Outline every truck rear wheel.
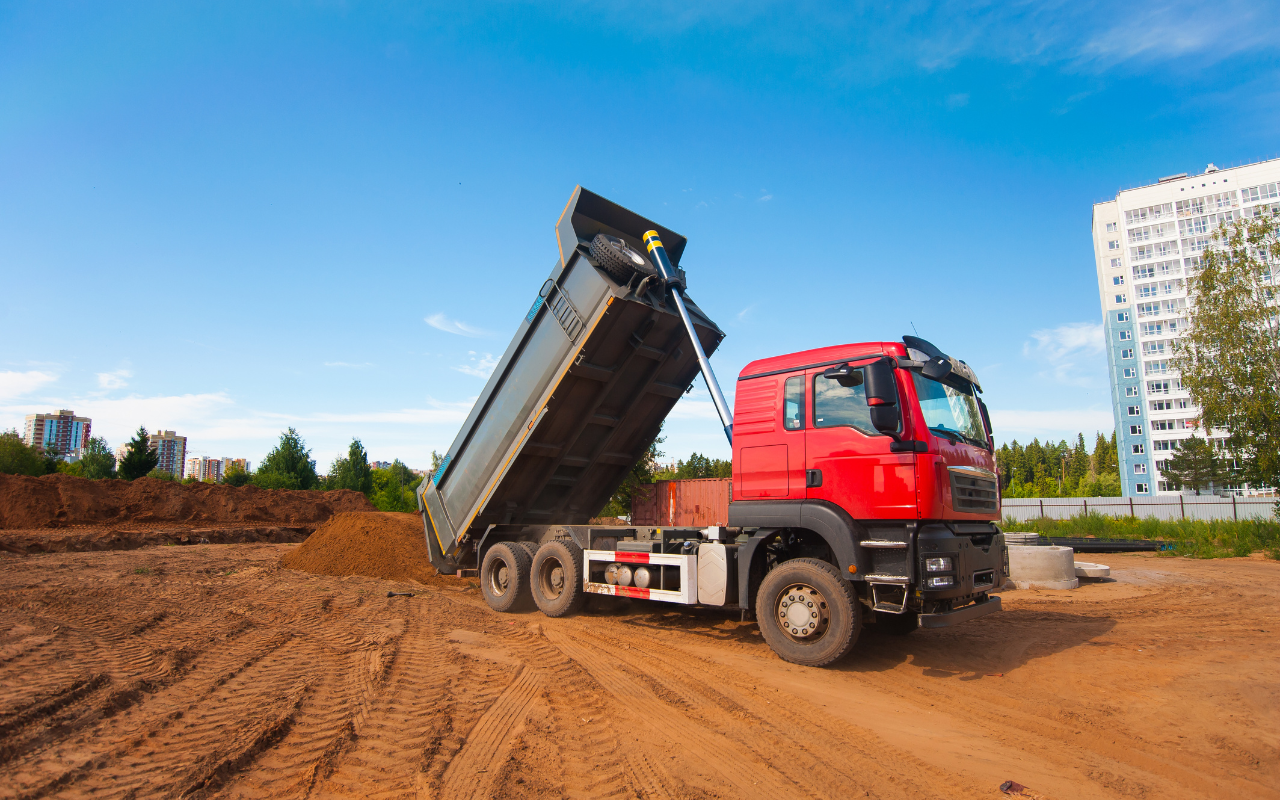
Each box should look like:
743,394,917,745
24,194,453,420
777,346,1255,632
480,542,532,613
588,234,656,283
756,558,860,667
874,609,919,636
531,540,586,617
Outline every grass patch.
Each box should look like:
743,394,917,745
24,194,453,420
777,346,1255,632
1003,512,1280,559
134,567,152,575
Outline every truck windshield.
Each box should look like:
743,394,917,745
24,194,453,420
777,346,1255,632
911,372,988,448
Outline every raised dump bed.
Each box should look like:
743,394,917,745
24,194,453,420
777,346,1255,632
417,187,724,574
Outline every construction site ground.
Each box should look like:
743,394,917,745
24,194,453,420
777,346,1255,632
1,518,1276,799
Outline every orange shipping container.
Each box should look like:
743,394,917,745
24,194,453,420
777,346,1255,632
631,478,731,527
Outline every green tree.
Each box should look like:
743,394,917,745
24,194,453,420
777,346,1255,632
1067,433,1090,487
327,438,374,494
222,462,250,487
0,430,45,475
1173,213,1280,491
117,426,159,480
79,436,117,479
1092,432,1117,475
370,459,422,512
1162,435,1230,495
658,452,733,480
147,468,176,481
254,428,318,490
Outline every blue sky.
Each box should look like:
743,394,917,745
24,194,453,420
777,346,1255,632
3,2,1278,471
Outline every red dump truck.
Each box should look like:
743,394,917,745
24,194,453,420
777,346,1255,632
418,187,1006,666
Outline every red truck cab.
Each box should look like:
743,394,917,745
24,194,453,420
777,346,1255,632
727,336,1006,663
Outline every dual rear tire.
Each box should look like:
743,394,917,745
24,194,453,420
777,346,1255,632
479,539,586,618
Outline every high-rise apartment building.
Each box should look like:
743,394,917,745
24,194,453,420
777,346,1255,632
1092,158,1280,496
186,456,224,482
149,430,187,478
22,410,91,458
223,458,250,474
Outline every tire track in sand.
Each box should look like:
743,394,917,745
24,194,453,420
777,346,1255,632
437,665,543,800
541,625,798,797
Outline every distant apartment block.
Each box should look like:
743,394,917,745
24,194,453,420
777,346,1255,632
186,457,250,482
1092,158,1280,496
149,431,187,478
186,456,223,483
371,460,393,470
23,410,92,459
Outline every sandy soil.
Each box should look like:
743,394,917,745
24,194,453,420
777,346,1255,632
1,545,1276,799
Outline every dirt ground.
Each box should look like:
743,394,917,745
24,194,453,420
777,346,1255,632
1,534,1276,799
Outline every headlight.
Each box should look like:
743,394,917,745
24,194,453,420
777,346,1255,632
925,557,953,572
926,576,955,588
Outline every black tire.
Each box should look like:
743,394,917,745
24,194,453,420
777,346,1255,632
531,540,587,618
756,558,860,667
480,542,532,613
516,541,539,562
874,609,919,636
588,234,656,283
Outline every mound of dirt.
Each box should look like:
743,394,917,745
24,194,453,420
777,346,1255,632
280,511,454,585
0,473,374,530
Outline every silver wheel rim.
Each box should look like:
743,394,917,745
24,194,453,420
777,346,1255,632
539,557,566,599
489,561,510,597
776,583,830,642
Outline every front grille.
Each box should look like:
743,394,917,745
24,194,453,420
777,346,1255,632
950,470,998,513
973,569,995,588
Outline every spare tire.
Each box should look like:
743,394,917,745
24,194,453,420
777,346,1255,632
589,234,657,283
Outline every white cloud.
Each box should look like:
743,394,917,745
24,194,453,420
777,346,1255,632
97,369,131,389
0,370,57,400
453,353,498,379
666,399,721,421
1023,321,1105,387
757,193,772,202
425,313,492,338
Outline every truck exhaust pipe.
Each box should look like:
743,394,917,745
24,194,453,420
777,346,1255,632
642,230,735,444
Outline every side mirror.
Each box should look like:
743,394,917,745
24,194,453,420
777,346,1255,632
863,358,901,437
822,363,864,388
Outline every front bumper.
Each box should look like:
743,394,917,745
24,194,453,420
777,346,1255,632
920,594,1001,628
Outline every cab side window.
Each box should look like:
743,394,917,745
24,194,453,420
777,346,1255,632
783,376,805,430
814,371,874,434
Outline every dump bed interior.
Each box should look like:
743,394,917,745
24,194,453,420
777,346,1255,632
419,187,723,567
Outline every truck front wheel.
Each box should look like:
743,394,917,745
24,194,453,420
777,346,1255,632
756,558,860,667
531,540,587,618
481,542,533,613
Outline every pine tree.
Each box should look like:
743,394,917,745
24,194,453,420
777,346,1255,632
117,426,159,481
255,428,318,490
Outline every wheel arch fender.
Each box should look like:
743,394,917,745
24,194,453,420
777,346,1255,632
731,500,869,611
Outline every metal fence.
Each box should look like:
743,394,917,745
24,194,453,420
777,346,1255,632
1003,496,1277,522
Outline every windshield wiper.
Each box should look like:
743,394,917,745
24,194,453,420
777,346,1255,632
929,426,964,444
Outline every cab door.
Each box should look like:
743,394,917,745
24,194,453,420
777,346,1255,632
805,365,916,519
732,372,806,501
